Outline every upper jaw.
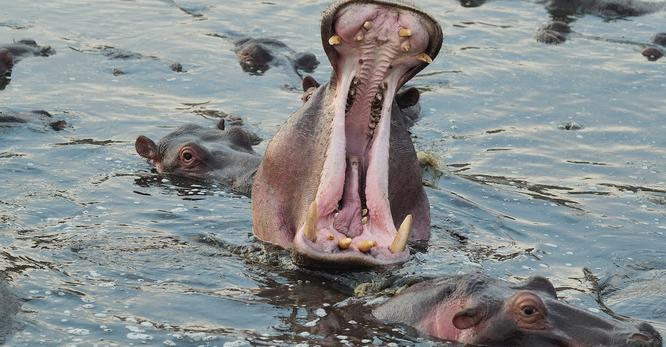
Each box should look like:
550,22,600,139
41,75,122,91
321,0,443,88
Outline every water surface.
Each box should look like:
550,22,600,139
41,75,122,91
1,0,665,345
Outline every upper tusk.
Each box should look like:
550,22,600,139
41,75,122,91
328,35,342,46
399,28,412,37
416,53,433,64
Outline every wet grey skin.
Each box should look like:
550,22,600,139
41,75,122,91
135,119,262,196
373,274,664,347
234,37,319,79
251,0,443,269
0,110,67,131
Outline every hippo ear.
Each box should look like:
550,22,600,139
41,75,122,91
302,75,320,92
452,307,483,330
520,276,557,298
396,87,420,109
135,135,159,160
217,119,225,131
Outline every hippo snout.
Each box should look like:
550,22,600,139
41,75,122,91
624,322,663,347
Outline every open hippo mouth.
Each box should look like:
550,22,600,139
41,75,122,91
291,1,442,267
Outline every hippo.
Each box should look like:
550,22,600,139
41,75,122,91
70,45,185,74
641,33,666,61
0,281,20,344
373,273,663,347
234,37,319,77
251,0,443,268
135,118,262,196
0,39,54,63
0,110,67,131
0,48,13,76
537,0,666,44
0,39,54,88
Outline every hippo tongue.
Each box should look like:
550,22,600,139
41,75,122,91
293,1,440,267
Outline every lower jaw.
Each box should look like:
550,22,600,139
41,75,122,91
291,58,417,268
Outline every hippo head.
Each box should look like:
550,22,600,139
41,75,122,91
236,41,273,74
374,274,663,347
135,119,261,193
0,48,13,76
251,0,442,268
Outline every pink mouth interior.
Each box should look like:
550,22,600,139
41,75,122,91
294,3,432,266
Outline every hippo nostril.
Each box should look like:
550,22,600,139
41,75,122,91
629,333,651,342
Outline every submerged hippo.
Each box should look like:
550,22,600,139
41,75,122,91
0,49,13,76
537,0,665,44
0,282,20,344
135,118,262,195
0,39,54,89
0,110,67,131
0,39,54,74
234,37,319,77
373,274,663,346
251,0,443,268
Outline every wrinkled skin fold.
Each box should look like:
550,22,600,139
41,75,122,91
252,0,443,268
373,274,663,347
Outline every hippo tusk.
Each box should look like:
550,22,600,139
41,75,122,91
389,214,412,253
304,201,318,241
399,28,412,37
416,53,433,64
328,35,342,46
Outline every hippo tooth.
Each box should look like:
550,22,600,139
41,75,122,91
362,208,368,216
327,234,335,241
361,216,369,224
328,35,342,46
417,53,433,64
304,201,318,242
389,214,413,254
402,43,411,52
399,28,412,37
339,237,352,250
363,21,373,30
368,129,374,137
355,33,364,42
369,122,376,129
358,240,376,253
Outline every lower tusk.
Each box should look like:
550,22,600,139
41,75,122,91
389,214,412,253
304,201,318,242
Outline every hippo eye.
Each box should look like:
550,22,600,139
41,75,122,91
521,305,537,316
179,148,197,165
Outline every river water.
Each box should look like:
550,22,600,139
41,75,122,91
1,0,665,346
